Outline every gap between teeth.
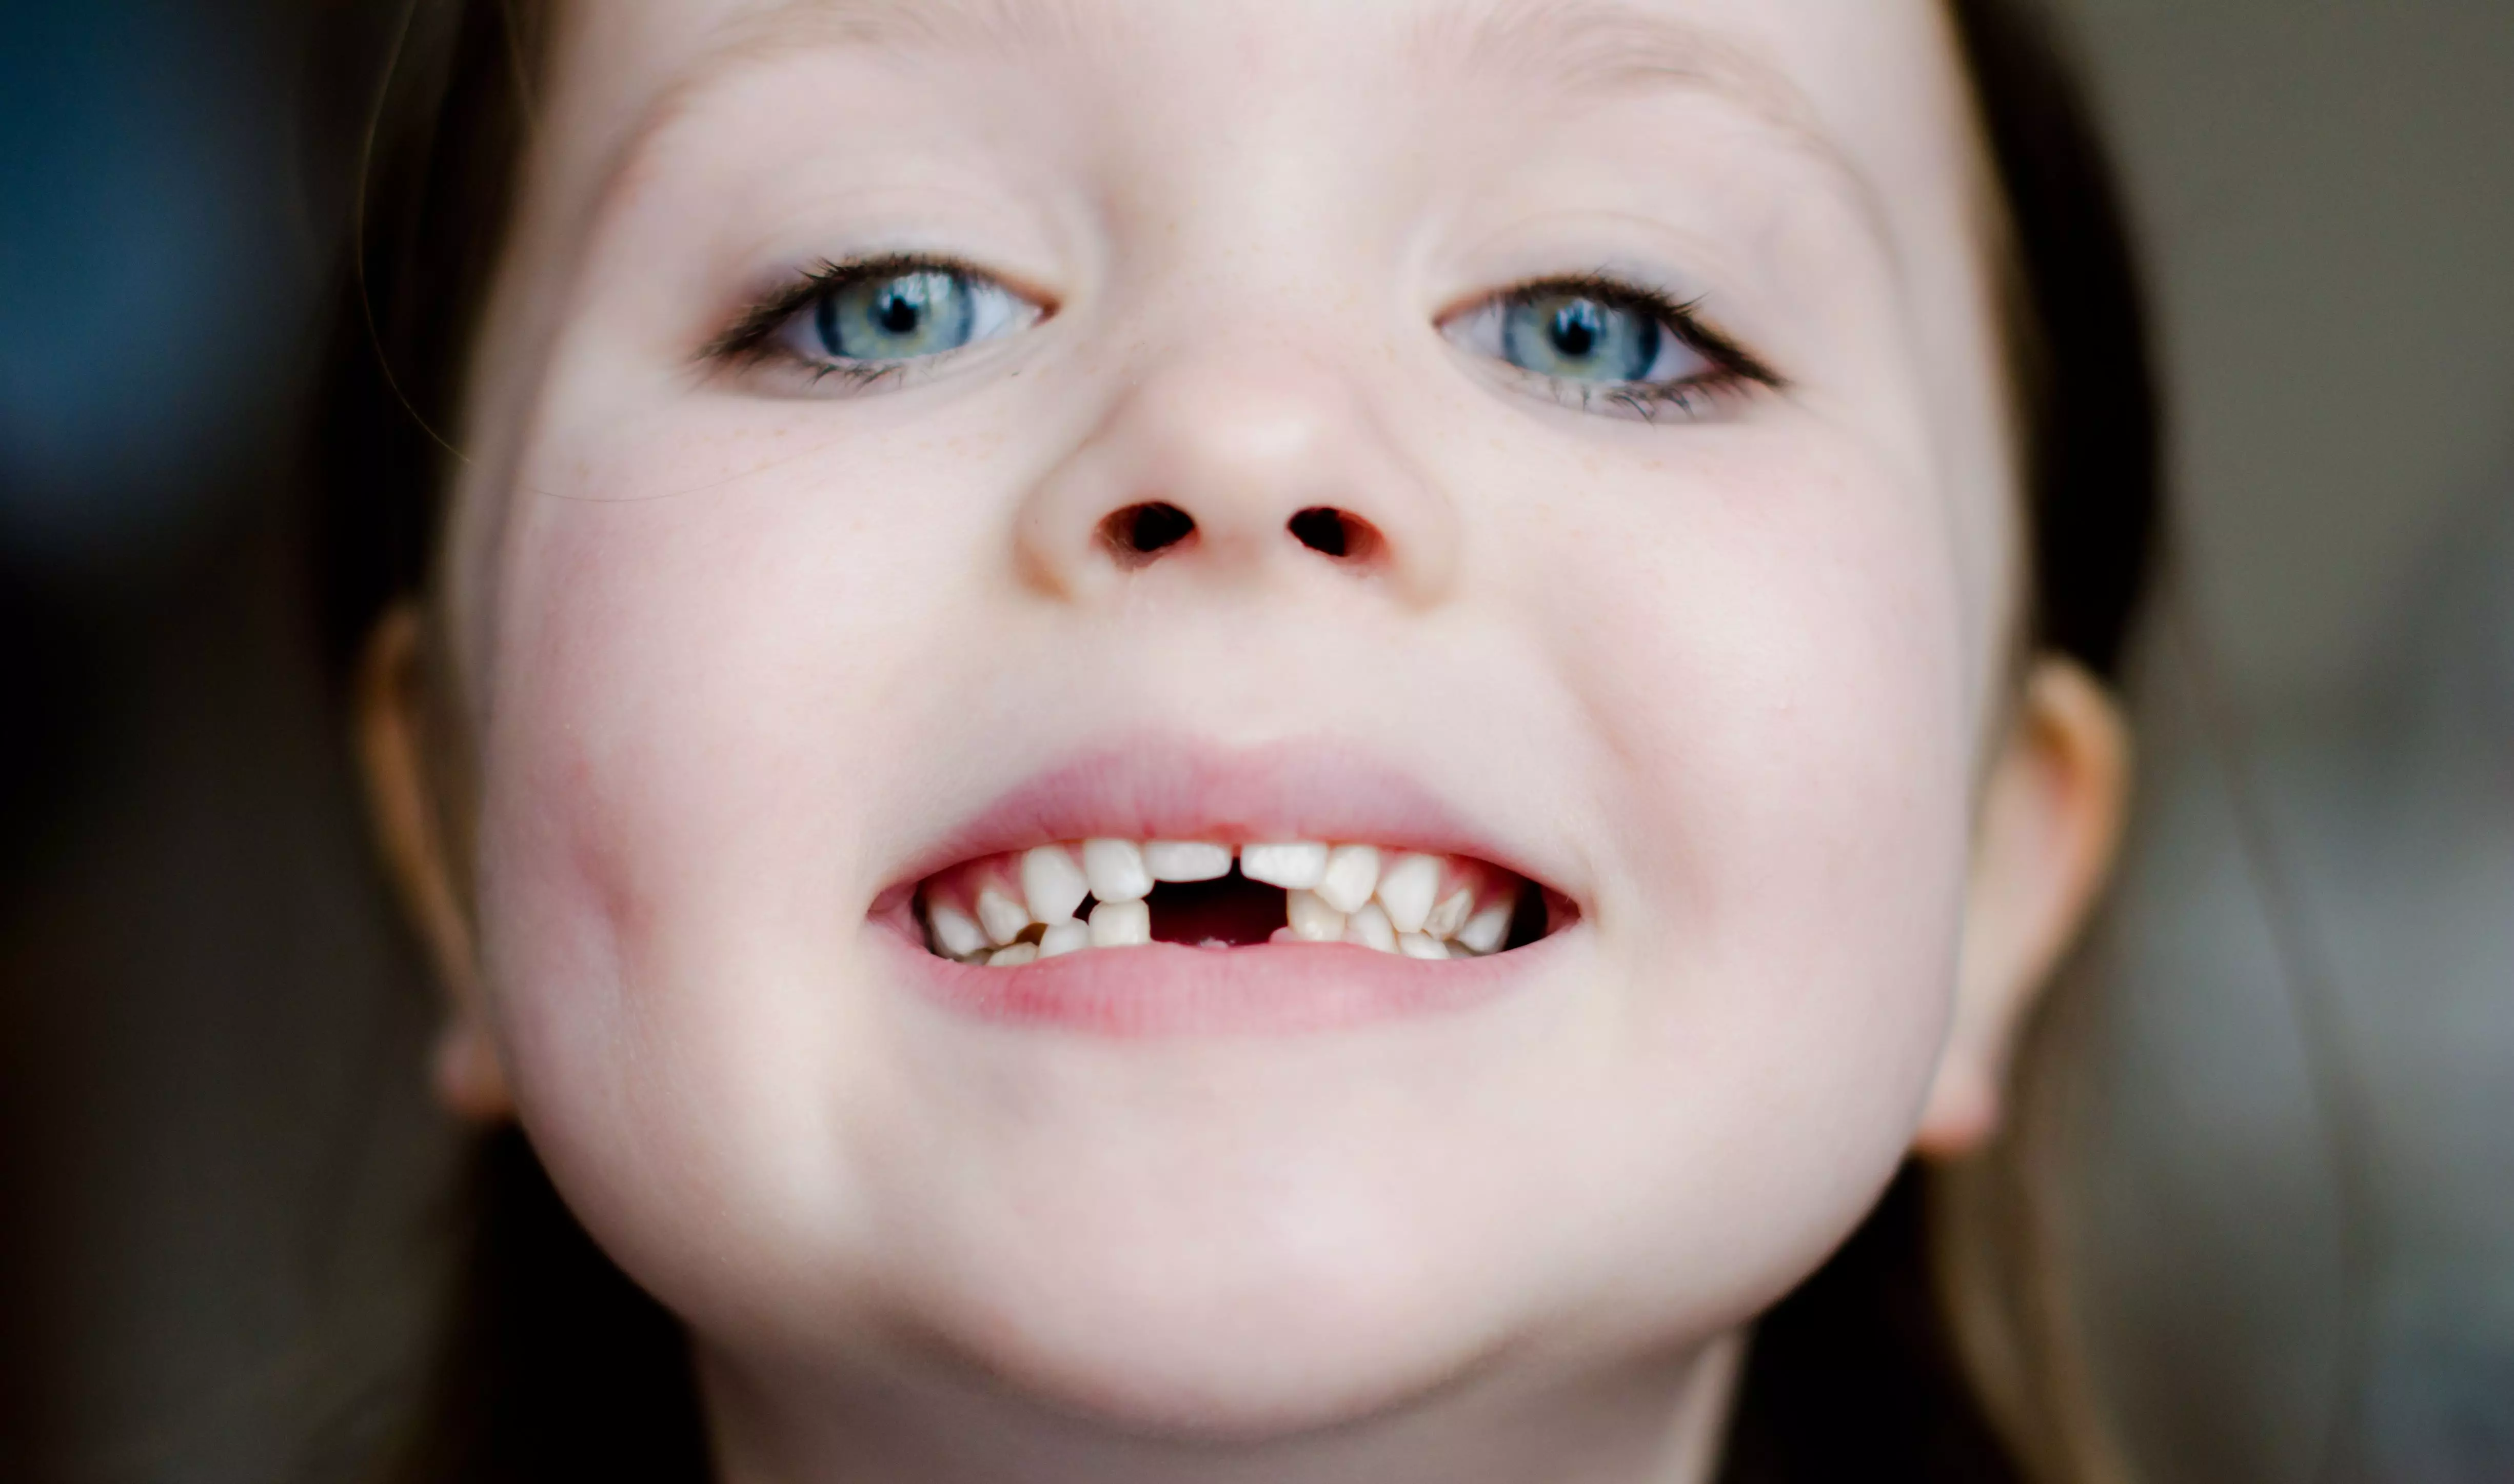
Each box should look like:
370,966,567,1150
921,840,1522,967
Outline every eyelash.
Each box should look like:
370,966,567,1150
703,258,1785,414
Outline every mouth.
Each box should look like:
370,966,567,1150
918,839,1550,965
875,740,1579,1033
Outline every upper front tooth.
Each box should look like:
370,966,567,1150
1022,845,1091,923
1315,844,1381,914
1375,853,1442,934
1241,841,1329,890
1143,840,1232,883
976,887,1032,947
1081,839,1153,903
1423,888,1473,941
927,903,988,959
1455,901,1512,955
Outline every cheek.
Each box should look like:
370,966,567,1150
461,416,980,1296
1499,429,1977,1235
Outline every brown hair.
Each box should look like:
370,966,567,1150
318,2,2162,1478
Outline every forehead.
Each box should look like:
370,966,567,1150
543,0,1979,247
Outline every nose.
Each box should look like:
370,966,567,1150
1015,351,1459,607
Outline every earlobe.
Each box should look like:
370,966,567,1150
1915,658,2129,1159
355,603,514,1124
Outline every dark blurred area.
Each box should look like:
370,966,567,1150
0,2,2507,1481
1,3,450,1478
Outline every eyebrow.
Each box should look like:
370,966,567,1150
710,0,1107,64
1417,0,1886,221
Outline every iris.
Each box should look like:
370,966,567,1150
811,269,978,361
1500,292,1663,384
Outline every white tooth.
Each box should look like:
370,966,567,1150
1241,841,1329,890
1037,919,1091,958
1089,898,1153,948
1423,889,1473,941
1021,845,1090,923
927,904,988,959
987,942,1040,968
976,888,1032,947
1286,889,1347,942
1315,844,1381,914
1397,932,1450,960
1456,902,1512,956
1143,840,1232,882
1344,901,1398,953
1081,838,1154,903
1375,853,1442,934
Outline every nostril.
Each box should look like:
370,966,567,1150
1288,506,1381,563
1101,502,1196,564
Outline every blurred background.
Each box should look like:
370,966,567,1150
0,1,2506,1480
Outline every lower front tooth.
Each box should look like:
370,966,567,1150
1344,901,1398,953
928,903,988,959
1037,919,1091,958
1397,932,1450,960
976,888,1033,947
1089,898,1153,947
988,942,1040,968
1455,903,1511,955
1241,841,1329,890
1286,889,1346,942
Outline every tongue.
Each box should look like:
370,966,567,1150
1145,872,1288,947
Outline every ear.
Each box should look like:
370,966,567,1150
355,603,514,1124
1915,658,2129,1159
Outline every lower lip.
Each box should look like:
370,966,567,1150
888,934,1541,1036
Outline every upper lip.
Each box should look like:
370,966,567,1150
877,733,1561,903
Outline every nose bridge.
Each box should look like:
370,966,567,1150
1016,337,1460,606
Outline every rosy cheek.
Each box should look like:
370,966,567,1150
1543,439,1975,1099
468,489,822,1095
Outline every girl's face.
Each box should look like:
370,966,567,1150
401,0,2112,1459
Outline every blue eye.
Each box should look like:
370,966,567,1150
1446,279,1731,410
770,262,1037,373
1501,292,1667,383
817,270,969,359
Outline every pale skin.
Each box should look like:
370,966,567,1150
357,1,2129,1480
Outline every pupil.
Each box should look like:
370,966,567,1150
878,291,922,335
1550,303,1599,358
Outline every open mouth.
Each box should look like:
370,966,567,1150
916,839,1557,967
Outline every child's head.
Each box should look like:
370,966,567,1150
335,0,2156,1477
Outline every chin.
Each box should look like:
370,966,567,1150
898,1236,1515,1439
